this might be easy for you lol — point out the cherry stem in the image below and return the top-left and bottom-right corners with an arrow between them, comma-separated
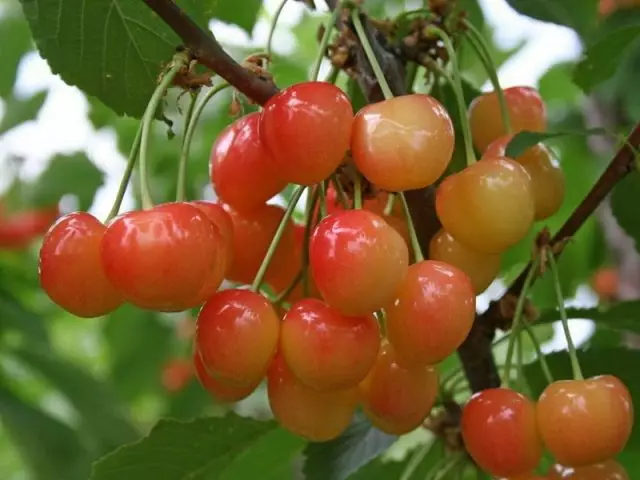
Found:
175,91 -> 198,202
405,61 -> 418,92
383,193 -> 396,216
521,316 -> 555,384
310,2 -> 348,81
400,442 -> 433,480
461,19 -> 512,135
351,9 -> 394,100
353,173 -> 363,209
330,174 -> 349,208
399,192 -> 425,263
106,122 -> 143,222
274,270 -> 303,305
251,185 -> 307,292
547,249 -> 584,381
318,181 -> 328,217
267,0 -> 289,59
139,52 -> 189,210
426,454 -> 463,480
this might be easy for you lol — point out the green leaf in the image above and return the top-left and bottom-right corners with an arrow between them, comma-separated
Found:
90,414 -> 287,480
612,171 -> 640,254
504,128 -> 608,158
0,91 -> 47,135
24,153 -> 104,211
574,25 -> 640,93
505,0 -> 599,38
0,288 -> 50,347
536,300 -> 640,335
0,5 -> 33,97
205,0 -> 262,33
303,415 -> 397,480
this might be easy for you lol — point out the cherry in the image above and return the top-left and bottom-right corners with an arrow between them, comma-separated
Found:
100,202 -> 221,311
1,206 -> 60,250
468,86 -> 546,153
548,460 -> 629,479
351,94 -> 455,191
359,340 -> 438,435
193,349 -> 259,403
161,358 -> 193,393
196,288 -> 280,386
435,156 -> 535,254
536,375 -> 633,467
319,184 -> 390,218
428,229 -> 501,294
210,112 -> 287,212
39,212 -> 124,318
281,298 -> 379,391
267,352 -> 357,442
260,81 -> 354,185
461,388 -> 544,478
310,210 -> 409,316
383,215 -> 410,249
484,135 -> 565,220
385,260 -> 476,367
590,267 -> 619,302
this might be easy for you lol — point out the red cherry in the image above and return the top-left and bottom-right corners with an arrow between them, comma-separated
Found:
193,350 -> 259,403
590,267 -> 619,301
359,340 -> 438,435
435,156 -> 535,254
189,200 -> 234,272
39,212 -> 123,318
161,358 -> 193,393
351,94 -> 455,191
536,375 -> 633,467
0,206 -> 60,250
281,298 -> 379,391
548,460 -> 629,479
310,210 -> 409,316
385,260 -> 476,367
260,81 -> 354,185
100,203 -> 220,311
469,86 -> 546,153
267,352 -> 357,441
196,289 -> 280,386
318,184 -> 390,217
461,388 -> 544,478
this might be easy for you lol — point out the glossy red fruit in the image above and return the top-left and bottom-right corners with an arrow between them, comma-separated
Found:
359,340 -> 438,435
536,375 -> 633,467
210,112 -> 287,212
260,81 -> 354,185
310,210 -> 409,316
39,212 -> 124,318
548,460 -> 629,479
461,388 -> 544,478
193,350 -> 259,403
435,156 -> 535,254
469,86 -> 546,153
101,203 -> 220,311
428,229 -> 501,294
161,358 -> 193,393
189,200 -> 234,273
484,135 -> 565,220
0,206 -> 60,250
267,353 -> 357,441
281,298 -> 379,391
385,260 -> 475,367
351,94 -> 455,191
196,289 -> 280,386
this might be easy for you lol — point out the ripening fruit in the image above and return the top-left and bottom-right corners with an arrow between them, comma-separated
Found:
536,376 -> 634,467
385,260 -> 476,367
590,267 -> 619,301
359,340 -> 438,435
260,81 -> 354,185
310,210 -> 409,316
39,212 -> 124,317
281,298 -> 379,391
196,289 -> 280,386
1,206 -> 59,250
351,94 -> 455,191
189,200 -> 234,277
161,358 -> 193,393
548,460 -> 629,479
428,229 -> 501,294
469,86 -> 546,152
436,157 -> 535,254
484,135 -> 565,220
267,353 -> 357,442
193,350 -> 259,403
461,388 -> 544,478
210,112 -> 287,212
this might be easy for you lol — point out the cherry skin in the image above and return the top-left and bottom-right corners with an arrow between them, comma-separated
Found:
590,267 -> 619,302
461,388 -> 544,478
260,81 -> 354,185
100,203 -> 220,311
536,375 -> 633,467
385,260 -> 476,367
196,288 -> 280,387
468,86 -> 546,153
359,340 -> 438,435
267,352 -> 358,442
310,210 -> 409,316
428,229 -> 501,294
435,156 -> 535,254
189,200 -> 234,277
547,460 -> 629,480
484,135 -> 565,220
193,350 -> 259,403
351,94 -> 455,191
161,358 -> 193,393
281,298 -> 380,391
0,206 -> 59,250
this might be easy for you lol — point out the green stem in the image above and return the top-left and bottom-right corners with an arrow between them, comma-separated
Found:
330,175 -> 349,208
522,317 -> 555,384
405,61 -> 418,92
252,186 -> 307,292
383,193 -> 396,216
394,8 -> 434,24
461,19 -> 512,134
310,3 -> 347,81
139,52 -> 189,209
106,122 -> 143,222
400,442 -> 433,480
274,270 -> 303,305
399,192 -> 424,262
426,454 -> 463,480
302,187 -> 320,296
176,91 -> 198,202
318,181 -> 328,217
547,251 -> 584,381
267,0 -> 289,58
353,173 -> 363,209
351,10 -> 394,100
